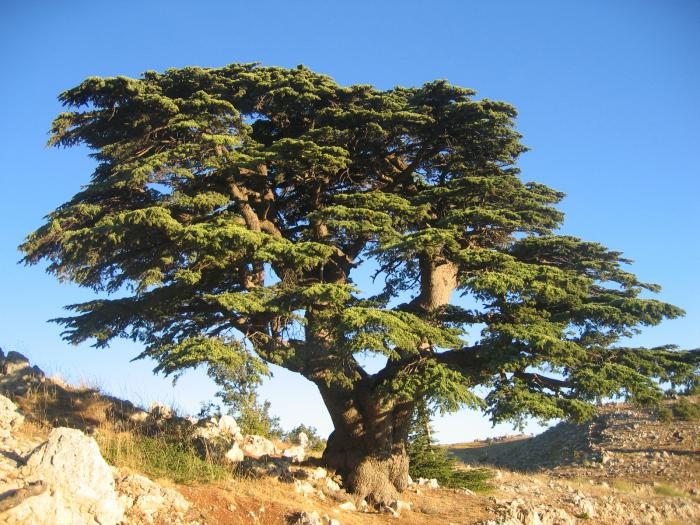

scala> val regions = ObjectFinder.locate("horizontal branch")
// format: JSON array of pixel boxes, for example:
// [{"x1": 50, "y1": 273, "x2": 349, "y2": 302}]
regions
[{"x1": 513, "y1": 370, "x2": 570, "y2": 391}]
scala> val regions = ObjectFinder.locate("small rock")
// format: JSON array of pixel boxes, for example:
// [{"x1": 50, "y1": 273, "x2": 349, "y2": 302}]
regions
[
  {"x1": 310, "y1": 467, "x2": 327, "y2": 480},
  {"x1": 293, "y1": 510, "x2": 322, "y2": 525},
  {"x1": 294, "y1": 480, "x2": 316, "y2": 497},
  {"x1": 324, "y1": 477, "x2": 341, "y2": 491}
]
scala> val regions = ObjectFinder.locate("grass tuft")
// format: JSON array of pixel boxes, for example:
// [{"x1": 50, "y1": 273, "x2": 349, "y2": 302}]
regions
[
  {"x1": 610, "y1": 479, "x2": 636, "y2": 493},
  {"x1": 97, "y1": 431, "x2": 231, "y2": 485},
  {"x1": 653, "y1": 483, "x2": 686, "y2": 499}
]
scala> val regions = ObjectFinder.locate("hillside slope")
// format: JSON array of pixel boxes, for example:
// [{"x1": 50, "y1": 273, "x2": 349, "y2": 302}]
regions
[{"x1": 1, "y1": 349, "x2": 699, "y2": 524}]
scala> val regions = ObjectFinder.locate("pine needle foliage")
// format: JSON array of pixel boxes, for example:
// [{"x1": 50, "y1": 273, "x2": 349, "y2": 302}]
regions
[
  {"x1": 407, "y1": 403, "x2": 492, "y2": 491},
  {"x1": 21, "y1": 62, "x2": 699, "y2": 439}
]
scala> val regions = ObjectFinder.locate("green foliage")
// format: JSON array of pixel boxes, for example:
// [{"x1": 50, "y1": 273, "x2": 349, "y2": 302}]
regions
[
  {"x1": 656, "y1": 406, "x2": 673, "y2": 423},
  {"x1": 234, "y1": 396, "x2": 283, "y2": 439},
  {"x1": 98, "y1": 431, "x2": 230, "y2": 484},
  {"x1": 406, "y1": 403, "x2": 492, "y2": 491},
  {"x1": 283, "y1": 424, "x2": 326, "y2": 452},
  {"x1": 672, "y1": 398, "x2": 700, "y2": 421},
  {"x1": 21, "y1": 62, "x2": 698, "y2": 441}
]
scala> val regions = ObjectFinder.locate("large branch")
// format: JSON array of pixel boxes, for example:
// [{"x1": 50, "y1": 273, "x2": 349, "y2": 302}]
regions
[
  {"x1": 513, "y1": 370, "x2": 570, "y2": 391},
  {"x1": 370, "y1": 344, "x2": 485, "y2": 389}
]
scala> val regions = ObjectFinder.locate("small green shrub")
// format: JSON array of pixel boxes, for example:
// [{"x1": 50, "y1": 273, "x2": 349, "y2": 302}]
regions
[
  {"x1": 672, "y1": 398, "x2": 700, "y2": 421},
  {"x1": 235, "y1": 399, "x2": 283, "y2": 439},
  {"x1": 283, "y1": 424, "x2": 326, "y2": 451},
  {"x1": 407, "y1": 403, "x2": 493, "y2": 492},
  {"x1": 656, "y1": 406, "x2": 673, "y2": 423}
]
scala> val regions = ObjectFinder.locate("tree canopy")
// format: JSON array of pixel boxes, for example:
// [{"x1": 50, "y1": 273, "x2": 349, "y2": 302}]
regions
[{"x1": 21, "y1": 63, "x2": 699, "y2": 498}]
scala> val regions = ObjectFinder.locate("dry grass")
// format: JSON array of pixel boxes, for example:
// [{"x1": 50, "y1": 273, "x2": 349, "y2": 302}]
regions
[
  {"x1": 610, "y1": 479, "x2": 636, "y2": 494},
  {"x1": 653, "y1": 482, "x2": 685, "y2": 498},
  {"x1": 9, "y1": 379, "x2": 233, "y2": 485},
  {"x1": 97, "y1": 430, "x2": 232, "y2": 485}
]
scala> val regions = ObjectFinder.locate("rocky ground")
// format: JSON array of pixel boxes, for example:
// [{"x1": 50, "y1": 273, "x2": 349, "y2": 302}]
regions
[
  {"x1": 0, "y1": 348, "x2": 698, "y2": 524},
  {"x1": 450, "y1": 403, "x2": 700, "y2": 524}
]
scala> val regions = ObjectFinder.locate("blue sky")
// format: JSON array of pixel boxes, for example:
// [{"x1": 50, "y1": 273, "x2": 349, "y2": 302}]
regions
[{"x1": 1, "y1": 0, "x2": 698, "y2": 443}]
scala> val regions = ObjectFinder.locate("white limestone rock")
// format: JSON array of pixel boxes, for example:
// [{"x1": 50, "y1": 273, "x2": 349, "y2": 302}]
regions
[
  {"x1": 1, "y1": 427, "x2": 125, "y2": 525},
  {"x1": 297, "y1": 431, "x2": 309, "y2": 448},
  {"x1": 0, "y1": 395, "x2": 24, "y2": 438},
  {"x1": 224, "y1": 441, "x2": 245, "y2": 463},
  {"x1": 242, "y1": 434, "x2": 277, "y2": 459},
  {"x1": 116, "y1": 472, "x2": 189, "y2": 523},
  {"x1": 283, "y1": 445, "x2": 306, "y2": 463}
]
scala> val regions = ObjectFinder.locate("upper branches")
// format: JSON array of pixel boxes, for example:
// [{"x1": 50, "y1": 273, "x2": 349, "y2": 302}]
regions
[{"x1": 21, "y1": 63, "x2": 697, "y2": 426}]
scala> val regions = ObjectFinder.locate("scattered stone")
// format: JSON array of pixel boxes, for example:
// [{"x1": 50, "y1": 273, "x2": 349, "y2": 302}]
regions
[
  {"x1": 294, "y1": 480, "x2": 316, "y2": 497},
  {"x1": 116, "y1": 472, "x2": 189, "y2": 523},
  {"x1": 389, "y1": 499, "x2": 412, "y2": 513},
  {"x1": 291, "y1": 510, "x2": 322, "y2": 525},
  {"x1": 417, "y1": 477, "x2": 439, "y2": 489},
  {"x1": 310, "y1": 466, "x2": 328, "y2": 480}
]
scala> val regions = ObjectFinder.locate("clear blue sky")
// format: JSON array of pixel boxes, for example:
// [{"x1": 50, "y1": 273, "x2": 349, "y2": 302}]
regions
[{"x1": 1, "y1": 0, "x2": 698, "y2": 443}]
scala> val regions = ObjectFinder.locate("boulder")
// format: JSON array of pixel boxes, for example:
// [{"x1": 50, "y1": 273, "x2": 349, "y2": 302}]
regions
[
  {"x1": 283, "y1": 445, "x2": 306, "y2": 463},
  {"x1": 297, "y1": 431, "x2": 309, "y2": 448},
  {"x1": 0, "y1": 395, "x2": 24, "y2": 438},
  {"x1": 224, "y1": 441, "x2": 245, "y2": 463},
  {"x1": 0, "y1": 352, "x2": 44, "y2": 394},
  {"x1": 192, "y1": 415, "x2": 243, "y2": 461},
  {"x1": 217, "y1": 415, "x2": 242, "y2": 439},
  {"x1": 1, "y1": 427, "x2": 125, "y2": 525},
  {"x1": 147, "y1": 402, "x2": 174, "y2": 421},
  {"x1": 1, "y1": 352, "x2": 32, "y2": 376},
  {"x1": 242, "y1": 435, "x2": 277, "y2": 459}
]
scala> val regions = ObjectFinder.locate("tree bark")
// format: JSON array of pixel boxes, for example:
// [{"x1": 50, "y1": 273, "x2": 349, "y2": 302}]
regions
[{"x1": 316, "y1": 381, "x2": 413, "y2": 505}]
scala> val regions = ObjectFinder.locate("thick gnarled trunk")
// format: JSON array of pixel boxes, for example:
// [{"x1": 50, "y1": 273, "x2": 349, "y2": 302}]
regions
[{"x1": 317, "y1": 382, "x2": 413, "y2": 505}]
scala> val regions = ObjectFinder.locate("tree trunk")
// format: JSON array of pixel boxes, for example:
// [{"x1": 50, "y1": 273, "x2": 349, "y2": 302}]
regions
[{"x1": 316, "y1": 381, "x2": 413, "y2": 506}]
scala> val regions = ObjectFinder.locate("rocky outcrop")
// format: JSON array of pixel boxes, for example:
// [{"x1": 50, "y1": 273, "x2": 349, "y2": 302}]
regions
[
  {"x1": 0, "y1": 393, "x2": 194, "y2": 525},
  {"x1": 0, "y1": 350, "x2": 44, "y2": 394},
  {"x1": 0, "y1": 394, "x2": 24, "y2": 438},
  {"x1": 11, "y1": 427, "x2": 126, "y2": 524}
]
